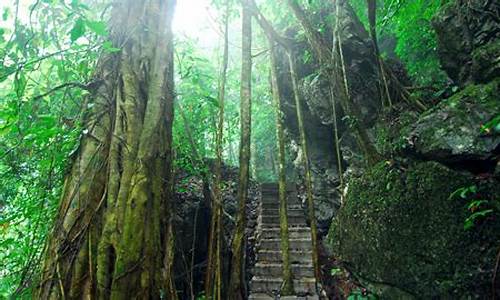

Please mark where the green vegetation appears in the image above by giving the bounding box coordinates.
[0,0,498,298]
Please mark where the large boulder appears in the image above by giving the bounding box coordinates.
[327,161,500,298]
[406,78,500,172]
[432,0,500,85]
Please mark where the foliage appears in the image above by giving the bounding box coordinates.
[480,114,500,134]
[0,0,106,297]
[0,0,493,297]
[347,289,376,300]
[349,0,448,86]
[173,37,219,175]
[173,30,279,182]
[449,185,495,230]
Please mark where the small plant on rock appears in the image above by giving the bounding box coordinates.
[449,185,494,230]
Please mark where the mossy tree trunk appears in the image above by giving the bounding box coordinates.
[205,0,230,298]
[287,52,321,282]
[366,0,392,107]
[228,0,252,298]
[36,0,177,299]
[269,41,294,295]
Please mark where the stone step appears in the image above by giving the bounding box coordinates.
[249,294,319,300]
[250,276,316,295]
[260,227,311,240]
[261,197,300,206]
[261,215,306,226]
[263,208,304,217]
[262,202,302,210]
[259,239,312,251]
[257,250,313,264]
[248,293,274,300]
[260,223,308,230]
[282,296,319,300]
[253,262,314,278]
[261,183,296,191]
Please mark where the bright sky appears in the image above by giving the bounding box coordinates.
[172,0,221,50]
[0,0,221,50]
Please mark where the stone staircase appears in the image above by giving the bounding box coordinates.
[249,183,318,300]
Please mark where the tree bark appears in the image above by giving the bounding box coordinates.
[206,0,230,298]
[287,52,321,282]
[367,0,392,107]
[228,0,252,298]
[269,41,294,295]
[36,1,177,299]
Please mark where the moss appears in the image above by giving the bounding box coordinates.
[402,78,500,159]
[328,161,500,298]
[374,106,419,156]
[472,40,500,83]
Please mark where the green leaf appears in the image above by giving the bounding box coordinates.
[38,114,57,128]
[14,73,27,98]
[467,200,488,210]
[463,219,474,230]
[103,41,121,53]
[204,95,219,107]
[464,209,494,230]
[2,8,9,21]
[330,267,342,276]
[70,18,86,42]
[86,20,107,36]
[0,64,16,82]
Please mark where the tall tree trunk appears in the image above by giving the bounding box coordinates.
[228,0,252,298]
[206,0,230,298]
[287,52,321,282]
[36,1,177,299]
[367,0,392,107]
[269,41,294,295]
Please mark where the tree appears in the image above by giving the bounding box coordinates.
[366,0,392,107]
[269,41,294,295]
[205,0,230,298]
[228,0,252,298]
[287,52,321,282]
[36,0,177,298]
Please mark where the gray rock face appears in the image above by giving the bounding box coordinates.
[275,0,385,233]
[406,79,500,171]
[327,161,500,298]
[432,0,500,85]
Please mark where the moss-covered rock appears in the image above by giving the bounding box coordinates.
[472,40,500,84]
[406,79,500,166]
[432,0,500,85]
[374,105,420,157]
[327,161,500,298]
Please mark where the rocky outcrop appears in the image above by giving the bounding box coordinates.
[323,1,500,298]
[432,0,500,85]
[274,43,343,235]
[276,0,386,233]
[406,78,500,173]
[327,161,500,298]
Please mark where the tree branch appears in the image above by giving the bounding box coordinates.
[32,80,102,101]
